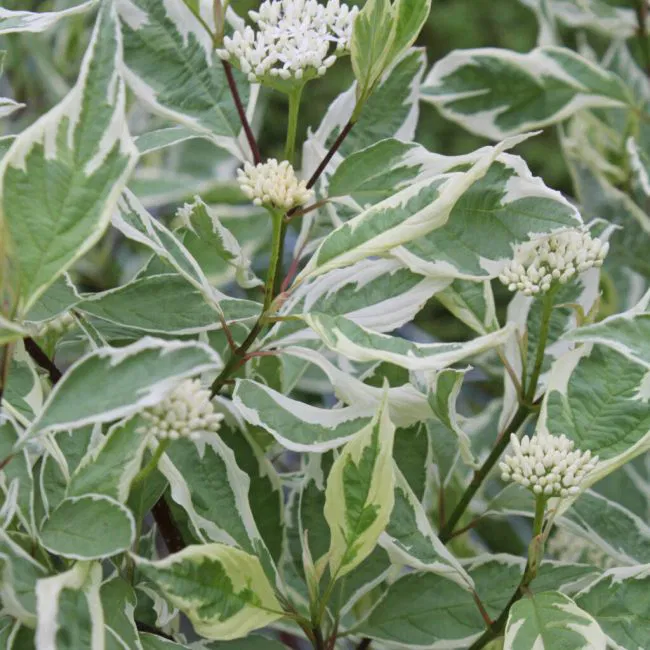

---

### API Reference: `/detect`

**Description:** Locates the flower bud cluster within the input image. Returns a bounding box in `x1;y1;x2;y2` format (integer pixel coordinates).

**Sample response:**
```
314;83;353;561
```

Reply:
139;379;224;441
217;0;358;83
499;230;609;296
237;159;314;210
500;433;598;498
38;312;75;336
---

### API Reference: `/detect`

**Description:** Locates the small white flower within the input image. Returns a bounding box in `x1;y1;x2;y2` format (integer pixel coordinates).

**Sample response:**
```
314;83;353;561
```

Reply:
237;159;314;210
500;433;598;498
218;0;358;83
499;230;609;296
139;379;224;441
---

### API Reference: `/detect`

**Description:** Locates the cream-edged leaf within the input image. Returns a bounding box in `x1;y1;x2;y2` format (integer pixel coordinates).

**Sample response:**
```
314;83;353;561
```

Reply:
422;46;631;140
304;313;514;371
324;393;396;578
504;591;606;650
0;3;137;315
133;544;282;640
28;338;222;437
0;2;97;35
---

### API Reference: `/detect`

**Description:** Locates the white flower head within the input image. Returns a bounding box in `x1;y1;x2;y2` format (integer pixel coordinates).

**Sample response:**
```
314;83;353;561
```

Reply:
38;311;76;336
500;433;598;498
499;229;609;296
237;158;314;210
218;0;358;84
139;379;224;441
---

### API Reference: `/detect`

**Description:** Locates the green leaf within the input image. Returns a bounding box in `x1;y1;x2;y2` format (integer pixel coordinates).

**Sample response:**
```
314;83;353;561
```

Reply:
324;393;396;577
351;0;430;104
175;197;261;290
272;259;448;346
118;0;252;158
233;378;373;452
157;433;272;566
358;558;520;646
24;275;81;325
382;467;474;586
540;344;650;485
135;126;205;155
67;417;151;503
435;279;499;334
564;289;650;370
0;3;137;315
35;561;103;650
29;338;221;436
576;566;650;650
100;577;141;650
133;544;282;641
139;634;190;650
505;591;605;650
0;317;30;345
298;135;531;281
0;2;97;35
78;274;259;336
0;530;49;625
422;46;630;140
39;494;135;560
304;313;514;370
215;402;284;564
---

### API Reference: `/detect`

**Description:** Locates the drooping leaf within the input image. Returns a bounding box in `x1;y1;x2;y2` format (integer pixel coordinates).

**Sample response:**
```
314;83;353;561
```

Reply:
305;313;514;371
504;591;605;650
324;393;396;578
422;46;631;140
564;289;650;369
0;2;137;315
133;544;282;640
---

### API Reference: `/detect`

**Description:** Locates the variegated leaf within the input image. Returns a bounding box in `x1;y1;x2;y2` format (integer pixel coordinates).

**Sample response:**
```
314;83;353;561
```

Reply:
576;565;650;650
133;544;282;640
564;289;650;370
0;3;137;315
36;562;104;650
0;2;97;35
422;46;631;140
324;393;395;578
39;494;135;560
304;313;514;371
233;378;374;452
117;0;255;160
435;279;499;334
504;591;605;650
100;576;142;650
538;343;650;487
78;274;259;336
297;134;532;281
381;466;474;588
28;338;222;437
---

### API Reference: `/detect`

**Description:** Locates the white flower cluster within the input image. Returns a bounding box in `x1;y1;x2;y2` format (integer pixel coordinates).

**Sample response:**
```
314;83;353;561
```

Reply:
218;0;358;82
499;230;609;296
237;159;314;210
139;379;224;441
500;433;598;498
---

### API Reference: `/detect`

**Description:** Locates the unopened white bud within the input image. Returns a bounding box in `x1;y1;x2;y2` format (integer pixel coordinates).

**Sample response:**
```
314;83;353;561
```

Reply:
139;379;224;442
501;432;598;499
499;230;609;296
237;159;314;210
